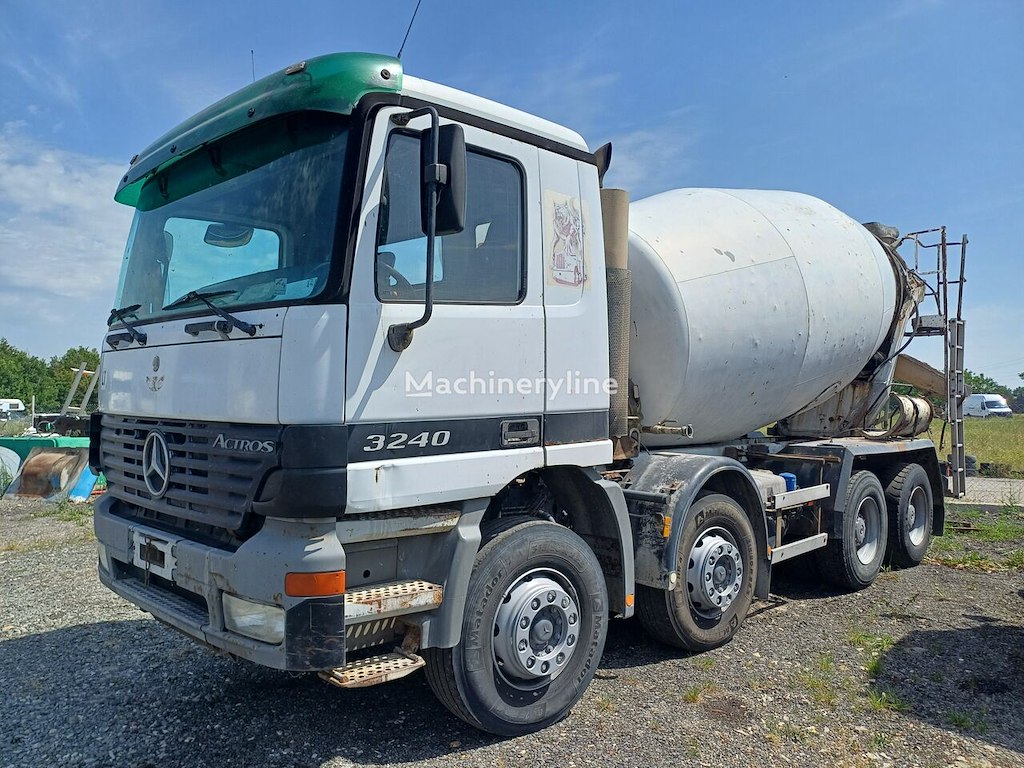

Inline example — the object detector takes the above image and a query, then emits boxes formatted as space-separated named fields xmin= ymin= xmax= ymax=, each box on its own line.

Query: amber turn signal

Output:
xmin=285 ymin=570 xmax=346 ymax=597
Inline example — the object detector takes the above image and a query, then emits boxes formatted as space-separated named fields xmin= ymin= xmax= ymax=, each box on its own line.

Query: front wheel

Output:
xmin=423 ymin=520 xmax=608 ymax=736
xmin=637 ymin=493 xmax=757 ymax=653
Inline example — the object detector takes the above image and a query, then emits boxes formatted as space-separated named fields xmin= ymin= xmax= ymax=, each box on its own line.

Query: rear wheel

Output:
xmin=637 ymin=493 xmax=757 ymax=652
xmin=884 ymin=463 xmax=933 ymax=567
xmin=423 ymin=520 xmax=607 ymax=736
xmin=818 ymin=470 xmax=888 ymax=589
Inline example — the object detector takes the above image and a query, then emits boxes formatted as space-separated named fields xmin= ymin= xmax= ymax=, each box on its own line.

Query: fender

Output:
xmin=541 ymin=466 xmax=635 ymax=619
xmin=625 ymin=452 xmax=772 ymax=599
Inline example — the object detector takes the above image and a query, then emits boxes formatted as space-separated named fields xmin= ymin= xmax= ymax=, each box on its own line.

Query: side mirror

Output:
xmin=388 ymin=108 xmax=464 ymax=353
xmin=204 ymin=223 xmax=253 ymax=247
xmin=421 ymin=123 xmax=466 ymax=237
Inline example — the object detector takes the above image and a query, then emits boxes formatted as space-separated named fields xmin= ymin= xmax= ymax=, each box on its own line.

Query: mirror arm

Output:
xmin=388 ymin=106 xmax=442 ymax=352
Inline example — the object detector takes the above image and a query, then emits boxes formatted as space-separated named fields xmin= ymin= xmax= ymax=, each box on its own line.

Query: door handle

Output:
xmin=500 ymin=418 xmax=540 ymax=448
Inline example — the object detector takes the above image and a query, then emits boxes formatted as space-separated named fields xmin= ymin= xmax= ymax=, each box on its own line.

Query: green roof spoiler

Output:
xmin=114 ymin=52 xmax=403 ymax=207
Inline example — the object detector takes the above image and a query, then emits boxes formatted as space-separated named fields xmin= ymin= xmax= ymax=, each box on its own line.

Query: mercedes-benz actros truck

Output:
xmin=91 ymin=52 xmax=964 ymax=735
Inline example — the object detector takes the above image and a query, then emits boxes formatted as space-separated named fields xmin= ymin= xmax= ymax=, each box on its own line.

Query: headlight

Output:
xmin=222 ymin=593 xmax=285 ymax=645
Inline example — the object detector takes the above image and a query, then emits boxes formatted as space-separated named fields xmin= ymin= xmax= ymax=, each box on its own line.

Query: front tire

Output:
xmin=637 ymin=493 xmax=757 ymax=653
xmin=818 ymin=470 xmax=888 ymax=590
xmin=423 ymin=520 xmax=607 ymax=736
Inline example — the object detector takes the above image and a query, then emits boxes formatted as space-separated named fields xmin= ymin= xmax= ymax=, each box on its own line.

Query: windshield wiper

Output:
xmin=162 ymin=289 xmax=235 ymax=310
xmin=107 ymin=304 xmax=147 ymax=346
xmin=163 ymin=290 xmax=257 ymax=336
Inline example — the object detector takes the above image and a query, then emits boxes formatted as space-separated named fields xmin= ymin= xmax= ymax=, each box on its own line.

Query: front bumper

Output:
xmin=94 ymin=495 xmax=347 ymax=671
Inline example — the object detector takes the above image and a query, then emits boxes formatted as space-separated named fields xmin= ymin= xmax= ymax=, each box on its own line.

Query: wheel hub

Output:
xmin=855 ymin=496 xmax=881 ymax=564
xmin=904 ymin=503 xmax=916 ymax=536
xmin=854 ymin=515 xmax=867 ymax=547
xmin=906 ymin=486 xmax=929 ymax=546
xmin=494 ymin=573 xmax=579 ymax=681
xmin=687 ymin=532 xmax=743 ymax=615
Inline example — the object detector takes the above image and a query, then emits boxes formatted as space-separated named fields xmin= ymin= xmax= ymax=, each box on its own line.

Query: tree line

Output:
xmin=0 ymin=338 xmax=100 ymax=413
xmin=1 ymin=335 xmax=1019 ymax=416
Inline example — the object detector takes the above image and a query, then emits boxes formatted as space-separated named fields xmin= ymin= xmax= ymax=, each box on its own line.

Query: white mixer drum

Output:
xmin=627 ymin=188 xmax=898 ymax=445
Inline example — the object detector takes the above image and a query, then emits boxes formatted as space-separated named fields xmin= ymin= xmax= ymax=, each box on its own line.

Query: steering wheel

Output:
xmin=308 ymin=261 xmax=330 ymax=292
xmin=377 ymin=262 xmax=413 ymax=295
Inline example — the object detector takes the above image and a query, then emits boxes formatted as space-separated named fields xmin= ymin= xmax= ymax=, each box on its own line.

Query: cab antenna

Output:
xmin=397 ymin=0 xmax=424 ymax=60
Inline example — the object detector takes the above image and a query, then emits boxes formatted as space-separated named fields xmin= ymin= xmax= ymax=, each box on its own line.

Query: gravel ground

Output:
xmin=2 ymin=498 xmax=1022 ymax=768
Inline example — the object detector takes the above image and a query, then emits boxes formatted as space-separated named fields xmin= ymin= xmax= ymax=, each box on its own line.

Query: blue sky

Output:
xmin=1 ymin=0 xmax=1022 ymax=385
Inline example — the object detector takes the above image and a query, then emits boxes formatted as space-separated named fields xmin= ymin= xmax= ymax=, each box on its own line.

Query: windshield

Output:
xmin=113 ymin=112 xmax=348 ymax=322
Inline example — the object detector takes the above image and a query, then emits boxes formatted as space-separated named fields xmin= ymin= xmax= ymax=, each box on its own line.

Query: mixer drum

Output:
xmin=627 ymin=188 xmax=899 ymax=446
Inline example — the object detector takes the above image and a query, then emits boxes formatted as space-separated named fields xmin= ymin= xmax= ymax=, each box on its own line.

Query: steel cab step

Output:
xmin=344 ymin=579 xmax=443 ymax=622
xmin=319 ymin=651 xmax=425 ymax=688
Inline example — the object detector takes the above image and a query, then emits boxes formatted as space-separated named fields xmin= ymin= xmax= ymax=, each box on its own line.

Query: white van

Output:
xmin=964 ymin=393 xmax=1013 ymax=418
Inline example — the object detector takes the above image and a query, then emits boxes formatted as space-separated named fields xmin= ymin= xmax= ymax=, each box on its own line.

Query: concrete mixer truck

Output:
xmin=90 ymin=53 xmax=967 ymax=735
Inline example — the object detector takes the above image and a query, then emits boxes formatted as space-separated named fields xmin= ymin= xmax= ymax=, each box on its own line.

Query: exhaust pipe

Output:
xmin=601 ymin=187 xmax=634 ymax=459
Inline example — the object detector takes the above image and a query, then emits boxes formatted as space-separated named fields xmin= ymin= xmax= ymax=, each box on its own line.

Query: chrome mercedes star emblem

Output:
xmin=142 ymin=431 xmax=171 ymax=498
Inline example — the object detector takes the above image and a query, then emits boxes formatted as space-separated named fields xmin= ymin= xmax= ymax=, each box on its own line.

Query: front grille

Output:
xmin=101 ymin=414 xmax=278 ymax=546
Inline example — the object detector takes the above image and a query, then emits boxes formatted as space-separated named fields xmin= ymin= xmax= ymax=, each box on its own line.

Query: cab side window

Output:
xmin=375 ymin=131 xmax=524 ymax=304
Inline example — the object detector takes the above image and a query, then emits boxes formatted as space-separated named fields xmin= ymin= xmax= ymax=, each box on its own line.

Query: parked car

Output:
xmin=964 ymin=393 xmax=1013 ymax=417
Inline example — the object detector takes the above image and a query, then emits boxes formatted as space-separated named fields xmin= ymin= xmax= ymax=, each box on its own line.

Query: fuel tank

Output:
xmin=627 ymin=188 xmax=902 ymax=446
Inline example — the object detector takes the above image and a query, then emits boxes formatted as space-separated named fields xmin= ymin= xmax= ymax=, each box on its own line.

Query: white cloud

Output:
xmin=603 ymin=122 xmax=699 ymax=201
xmin=0 ymin=124 xmax=133 ymax=357
xmin=6 ymin=55 xmax=81 ymax=111
xmin=471 ymin=57 xmax=703 ymax=201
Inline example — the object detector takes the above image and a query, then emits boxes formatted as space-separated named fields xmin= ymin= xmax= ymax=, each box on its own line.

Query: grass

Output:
xmin=868 ymin=690 xmax=910 ymax=713
xmin=969 ymin=514 xmax=1024 ymax=542
xmin=865 ymin=656 xmax=885 ymax=677
xmin=848 ymin=631 xmax=896 ymax=679
xmin=848 ymin=631 xmax=895 ymax=657
xmin=929 ymin=549 xmax=1002 ymax=571
xmin=33 ymin=499 xmax=95 ymax=526
xmin=929 ymin=506 xmax=1024 ymax=570
xmin=929 ymin=413 xmax=1024 ymax=477
xmin=797 ymin=670 xmax=837 ymax=705
xmin=765 ymin=721 xmax=812 ymax=746
xmin=947 ymin=709 xmax=990 ymax=734
xmin=0 ymin=418 xmax=29 ymax=437
xmin=0 ymin=463 xmax=12 ymax=494
xmin=595 ymin=694 xmax=616 ymax=712
xmin=785 ymin=653 xmax=842 ymax=706
xmin=0 ymin=538 xmax=70 ymax=553
xmin=681 ymin=681 xmax=717 ymax=704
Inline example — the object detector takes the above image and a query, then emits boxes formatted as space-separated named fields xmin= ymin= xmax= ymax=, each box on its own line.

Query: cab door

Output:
xmin=344 ymin=107 xmax=545 ymax=513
